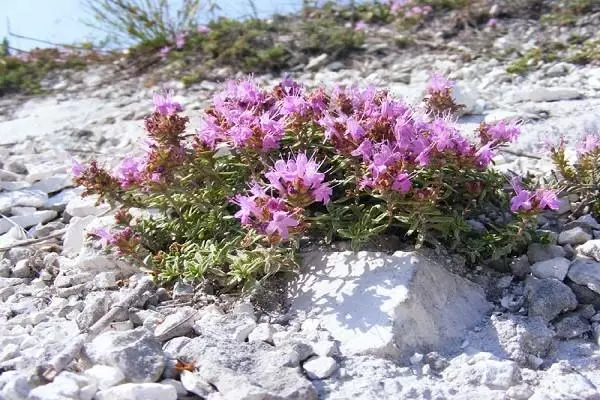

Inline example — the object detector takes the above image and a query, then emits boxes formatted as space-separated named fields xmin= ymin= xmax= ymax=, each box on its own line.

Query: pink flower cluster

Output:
xmin=510 ymin=177 xmax=559 ymax=213
xmin=265 ymin=153 xmax=332 ymax=206
xmin=232 ymin=184 xmax=300 ymax=241
xmin=92 ymin=227 xmax=140 ymax=255
xmin=427 ymin=72 xmax=454 ymax=94
xmin=153 ymin=89 xmax=183 ymax=115
xmin=232 ymin=153 xmax=331 ymax=241
xmin=576 ymin=134 xmax=600 ymax=156
xmin=316 ymin=83 xmax=515 ymax=194
xmin=389 ymin=0 xmax=432 ymax=18
xmin=196 ymin=79 xmax=321 ymax=152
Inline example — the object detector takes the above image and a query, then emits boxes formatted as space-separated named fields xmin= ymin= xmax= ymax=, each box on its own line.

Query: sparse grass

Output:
xmin=541 ymin=0 xmax=595 ymax=26
xmin=416 ymin=0 xmax=469 ymax=9
xmin=567 ymin=39 xmax=600 ymax=65
xmin=81 ymin=0 xmax=211 ymax=45
xmin=0 ymin=48 xmax=91 ymax=96
xmin=130 ymin=13 xmax=365 ymax=86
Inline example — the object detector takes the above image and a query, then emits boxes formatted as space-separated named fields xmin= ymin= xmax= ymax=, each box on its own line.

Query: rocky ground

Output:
xmin=2 ymin=9 xmax=600 ymax=400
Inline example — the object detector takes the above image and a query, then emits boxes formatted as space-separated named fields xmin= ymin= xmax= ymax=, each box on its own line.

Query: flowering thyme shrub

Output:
xmin=75 ymin=74 xmax=558 ymax=291
xmin=550 ymin=134 xmax=600 ymax=216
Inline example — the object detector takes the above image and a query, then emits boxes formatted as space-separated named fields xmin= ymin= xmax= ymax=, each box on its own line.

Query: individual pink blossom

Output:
xmin=197 ymin=25 xmax=210 ymax=33
xmin=71 ymin=158 xmax=85 ymax=177
xmin=577 ymin=134 xmax=600 ymax=156
xmin=475 ymin=142 xmax=495 ymax=168
xmin=427 ymin=72 xmax=454 ymax=93
xmin=392 ymin=172 xmax=412 ymax=193
xmin=509 ymin=177 xmax=532 ymax=212
xmin=153 ymin=89 xmax=183 ymax=115
xmin=264 ymin=153 xmax=331 ymax=205
xmin=232 ymin=194 xmax=259 ymax=225
xmin=175 ymin=32 xmax=186 ymax=49
xmin=92 ymin=228 xmax=115 ymax=247
xmin=487 ymin=18 xmax=498 ymax=28
xmin=313 ymin=184 xmax=333 ymax=203
xmin=266 ymin=211 xmax=300 ymax=240
xmin=355 ymin=21 xmax=368 ymax=31
xmin=488 ymin=120 xmax=521 ymax=143
xmin=116 ymin=156 xmax=144 ymax=188
xmin=351 ymin=139 xmax=373 ymax=160
xmin=281 ymin=95 xmax=310 ymax=116
xmin=159 ymin=46 xmax=170 ymax=58
xmin=510 ymin=190 xmax=533 ymax=212
xmin=535 ymin=189 xmax=560 ymax=210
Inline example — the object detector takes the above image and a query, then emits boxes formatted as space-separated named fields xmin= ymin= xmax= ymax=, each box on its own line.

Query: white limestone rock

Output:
xmin=65 ymin=195 xmax=111 ymax=218
xmin=303 ymin=356 xmax=339 ymax=380
xmin=0 ymin=210 xmax=58 ymax=234
xmin=83 ymin=365 xmax=126 ymax=391
xmin=290 ymin=251 xmax=491 ymax=359
xmin=95 ymin=383 xmax=177 ymax=400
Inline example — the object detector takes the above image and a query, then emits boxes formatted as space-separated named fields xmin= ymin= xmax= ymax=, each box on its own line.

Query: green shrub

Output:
xmin=0 ymin=48 xmax=90 ymax=96
xmin=74 ymin=74 xmax=558 ymax=292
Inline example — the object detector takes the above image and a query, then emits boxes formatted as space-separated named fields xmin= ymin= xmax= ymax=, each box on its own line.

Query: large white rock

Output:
xmin=30 ymin=174 xmax=73 ymax=194
xmin=65 ymin=196 xmax=111 ymax=218
xmin=290 ymin=251 xmax=491 ymax=359
xmin=44 ymin=188 xmax=84 ymax=212
xmin=62 ymin=215 xmax=97 ymax=256
xmin=28 ymin=371 xmax=96 ymax=400
xmin=507 ymin=87 xmax=582 ymax=103
xmin=0 ymin=190 xmax=48 ymax=213
xmin=95 ymin=383 xmax=177 ymax=400
xmin=83 ymin=365 xmax=125 ymax=390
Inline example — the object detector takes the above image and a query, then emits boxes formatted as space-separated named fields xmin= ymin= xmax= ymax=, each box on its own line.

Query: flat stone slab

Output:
xmin=290 ymin=251 xmax=491 ymax=359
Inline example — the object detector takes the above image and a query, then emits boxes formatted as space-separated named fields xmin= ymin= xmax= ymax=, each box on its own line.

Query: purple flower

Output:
xmin=475 ymin=142 xmax=495 ymax=168
xmin=197 ymin=25 xmax=210 ymax=33
xmin=351 ymin=139 xmax=373 ymax=160
xmin=116 ymin=156 xmax=144 ymax=188
xmin=175 ymin=32 xmax=186 ymax=49
xmin=427 ymin=72 xmax=454 ymax=93
xmin=153 ymin=89 xmax=183 ymax=115
xmin=510 ymin=190 xmax=533 ymax=212
xmin=71 ymin=158 xmax=85 ymax=177
xmin=577 ymin=134 xmax=600 ymax=156
xmin=509 ymin=177 xmax=533 ymax=212
xmin=392 ymin=172 xmax=412 ymax=193
xmin=260 ymin=112 xmax=284 ymax=151
xmin=159 ymin=46 xmax=170 ymax=58
xmin=233 ymin=195 xmax=259 ymax=225
xmin=488 ymin=121 xmax=520 ymax=143
xmin=281 ymin=95 xmax=310 ymax=116
xmin=266 ymin=211 xmax=300 ymax=240
xmin=197 ymin=115 xmax=224 ymax=149
xmin=231 ymin=79 xmax=263 ymax=105
xmin=487 ymin=18 xmax=498 ymax=28
xmin=93 ymin=228 xmax=114 ymax=247
xmin=535 ymin=189 xmax=560 ymax=210
xmin=228 ymin=125 xmax=255 ymax=147
xmin=264 ymin=153 xmax=331 ymax=205
xmin=355 ymin=21 xmax=368 ymax=31
xmin=313 ymin=184 xmax=332 ymax=204
xmin=346 ymin=118 xmax=366 ymax=141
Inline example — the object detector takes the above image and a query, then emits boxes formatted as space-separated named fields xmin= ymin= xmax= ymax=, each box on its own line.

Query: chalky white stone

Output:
xmin=95 ymin=383 xmax=177 ymax=400
xmin=291 ymin=251 xmax=491 ymax=359
xmin=303 ymin=356 xmax=339 ymax=380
